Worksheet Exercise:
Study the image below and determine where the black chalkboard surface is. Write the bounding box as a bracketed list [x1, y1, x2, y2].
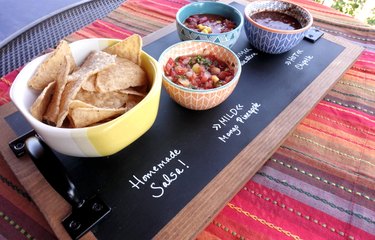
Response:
[5, 2, 347, 239]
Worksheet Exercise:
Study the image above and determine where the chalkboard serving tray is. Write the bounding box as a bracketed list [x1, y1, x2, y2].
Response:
[0, 0, 363, 239]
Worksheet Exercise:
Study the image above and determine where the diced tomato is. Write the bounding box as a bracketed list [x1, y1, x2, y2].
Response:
[163, 54, 234, 90]
[175, 65, 188, 75]
[224, 75, 233, 83]
[183, 14, 236, 34]
[210, 66, 221, 75]
[164, 58, 175, 75]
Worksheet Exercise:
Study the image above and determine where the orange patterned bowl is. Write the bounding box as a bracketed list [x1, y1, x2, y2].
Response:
[159, 40, 241, 110]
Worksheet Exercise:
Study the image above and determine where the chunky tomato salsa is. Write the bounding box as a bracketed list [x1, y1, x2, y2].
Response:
[183, 14, 236, 34]
[164, 55, 235, 90]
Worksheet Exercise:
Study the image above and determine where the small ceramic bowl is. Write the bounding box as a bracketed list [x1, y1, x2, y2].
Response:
[10, 38, 162, 157]
[244, 0, 313, 54]
[159, 40, 241, 110]
[176, 1, 244, 48]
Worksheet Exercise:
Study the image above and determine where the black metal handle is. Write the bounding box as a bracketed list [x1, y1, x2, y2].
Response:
[25, 136, 85, 208]
[10, 134, 111, 239]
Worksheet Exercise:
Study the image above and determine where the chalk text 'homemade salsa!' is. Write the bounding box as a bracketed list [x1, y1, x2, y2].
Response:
[164, 55, 235, 90]
[184, 14, 236, 34]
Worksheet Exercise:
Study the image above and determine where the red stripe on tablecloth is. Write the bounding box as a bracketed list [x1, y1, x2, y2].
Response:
[69, 19, 134, 41]
[306, 107, 375, 140]
[218, 180, 375, 240]
[0, 68, 21, 105]
[127, 0, 185, 19]
[91, 20, 134, 39]
[0, 193, 56, 240]
[317, 101, 375, 127]
[347, 51, 375, 77]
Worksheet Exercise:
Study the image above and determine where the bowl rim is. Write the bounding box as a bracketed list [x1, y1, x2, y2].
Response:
[159, 40, 242, 93]
[176, 1, 244, 37]
[10, 37, 161, 133]
[244, 0, 313, 34]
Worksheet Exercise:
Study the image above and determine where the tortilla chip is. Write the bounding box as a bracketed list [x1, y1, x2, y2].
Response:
[119, 86, 148, 97]
[104, 34, 142, 65]
[68, 105, 127, 128]
[28, 40, 75, 90]
[43, 56, 71, 125]
[69, 99, 96, 108]
[67, 51, 116, 82]
[30, 81, 55, 121]
[125, 95, 145, 109]
[81, 74, 97, 91]
[76, 89, 130, 109]
[56, 51, 116, 127]
[96, 57, 147, 92]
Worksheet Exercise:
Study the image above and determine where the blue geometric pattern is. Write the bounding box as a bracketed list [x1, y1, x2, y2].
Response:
[244, 0, 312, 54]
[175, 1, 244, 49]
[177, 23, 242, 49]
[244, 20, 305, 54]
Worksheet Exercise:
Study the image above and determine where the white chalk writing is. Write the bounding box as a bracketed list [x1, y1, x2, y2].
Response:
[285, 49, 314, 70]
[285, 49, 304, 66]
[128, 149, 189, 198]
[213, 102, 261, 143]
[212, 104, 244, 129]
[295, 56, 314, 70]
[237, 47, 258, 66]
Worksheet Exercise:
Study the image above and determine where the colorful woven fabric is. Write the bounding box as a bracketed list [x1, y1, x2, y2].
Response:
[197, 1, 375, 239]
[0, 0, 374, 239]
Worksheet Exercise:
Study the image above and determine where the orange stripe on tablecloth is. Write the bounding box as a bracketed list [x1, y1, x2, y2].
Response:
[66, 20, 134, 42]
[77, 20, 133, 40]
[299, 121, 375, 151]
[0, 77, 12, 86]
[128, 0, 186, 18]
[92, 20, 133, 39]
[336, 81, 375, 99]
[69, 28, 99, 40]
[64, 31, 88, 42]
[0, 68, 22, 105]
[293, 124, 375, 174]
[119, 3, 176, 23]
[344, 70, 375, 82]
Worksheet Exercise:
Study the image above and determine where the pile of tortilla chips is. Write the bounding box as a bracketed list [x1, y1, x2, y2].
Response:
[29, 34, 148, 128]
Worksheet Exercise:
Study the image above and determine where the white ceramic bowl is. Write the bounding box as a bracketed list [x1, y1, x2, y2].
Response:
[10, 38, 162, 157]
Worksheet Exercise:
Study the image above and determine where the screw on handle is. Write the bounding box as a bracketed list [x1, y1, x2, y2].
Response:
[25, 136, 84, 208]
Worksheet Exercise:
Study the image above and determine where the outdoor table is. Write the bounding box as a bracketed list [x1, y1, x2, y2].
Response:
[0, 0, 374, 239]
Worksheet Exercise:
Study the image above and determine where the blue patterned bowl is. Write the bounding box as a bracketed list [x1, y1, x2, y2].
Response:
[244, 0, 313, 54]
[176, 2, 244, 48]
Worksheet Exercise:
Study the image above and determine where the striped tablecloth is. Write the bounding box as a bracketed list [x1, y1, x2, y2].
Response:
[0, 0, 374, 239]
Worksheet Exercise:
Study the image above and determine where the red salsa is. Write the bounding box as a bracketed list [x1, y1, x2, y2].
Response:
[251, 11, 302, 30]
[184, 14, 236, 34]
[164, 55, 235, 90]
